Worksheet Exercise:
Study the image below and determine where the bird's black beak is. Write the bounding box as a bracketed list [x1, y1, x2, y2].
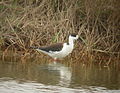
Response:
[77, 36, 86, 45]
[78, 37, 82, 42]
[78, 37, 81, 40]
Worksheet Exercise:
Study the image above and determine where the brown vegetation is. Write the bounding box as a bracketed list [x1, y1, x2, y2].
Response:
[0, 0, 120, 62]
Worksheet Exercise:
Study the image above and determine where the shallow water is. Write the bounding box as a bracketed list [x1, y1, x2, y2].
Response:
[0, 59, 120, 93]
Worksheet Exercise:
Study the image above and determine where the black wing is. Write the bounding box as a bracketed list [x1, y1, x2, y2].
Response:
[31, 43, 63, 52]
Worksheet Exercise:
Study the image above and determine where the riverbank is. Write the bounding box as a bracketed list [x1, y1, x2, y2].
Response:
[0, 0, 120, 63]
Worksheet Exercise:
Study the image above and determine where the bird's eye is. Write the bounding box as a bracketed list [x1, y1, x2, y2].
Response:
[70, 33, 77, 37]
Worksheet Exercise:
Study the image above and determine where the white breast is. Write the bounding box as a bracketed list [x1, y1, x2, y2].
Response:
[48, 43, 73, 59]
[61, 43, 73, 56]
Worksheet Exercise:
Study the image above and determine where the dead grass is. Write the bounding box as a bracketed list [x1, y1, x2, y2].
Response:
[0, 0, 120, 63]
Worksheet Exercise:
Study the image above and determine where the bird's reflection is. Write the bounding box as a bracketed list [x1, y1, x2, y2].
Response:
[47, 61, 72, 87]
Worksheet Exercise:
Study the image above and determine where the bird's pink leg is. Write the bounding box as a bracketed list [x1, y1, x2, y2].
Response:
[53, 58, 61, 62]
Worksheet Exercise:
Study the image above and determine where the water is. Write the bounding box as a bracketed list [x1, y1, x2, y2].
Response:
[0, 59, 120, 93]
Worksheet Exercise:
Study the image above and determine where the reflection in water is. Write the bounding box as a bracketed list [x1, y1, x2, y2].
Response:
[0, 59, 120, 93]
[1, 78, 120, 93]
[71, 63, 120, 90]
[47, 62, 72, 87]
[0, 61, 72, 87]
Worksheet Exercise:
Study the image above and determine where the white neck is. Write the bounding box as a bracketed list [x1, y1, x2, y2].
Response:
[69, 36, 74, 46]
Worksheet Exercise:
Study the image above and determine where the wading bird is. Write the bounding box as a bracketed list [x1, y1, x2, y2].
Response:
[30, 34, 79, 61]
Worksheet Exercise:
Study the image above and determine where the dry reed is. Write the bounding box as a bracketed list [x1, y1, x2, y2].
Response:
[0, 0, 120, 63]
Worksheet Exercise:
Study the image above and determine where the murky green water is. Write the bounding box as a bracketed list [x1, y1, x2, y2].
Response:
[0, 58, 120, 93]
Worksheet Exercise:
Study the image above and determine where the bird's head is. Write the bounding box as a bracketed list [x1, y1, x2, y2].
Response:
[69, 33, 79, 41]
